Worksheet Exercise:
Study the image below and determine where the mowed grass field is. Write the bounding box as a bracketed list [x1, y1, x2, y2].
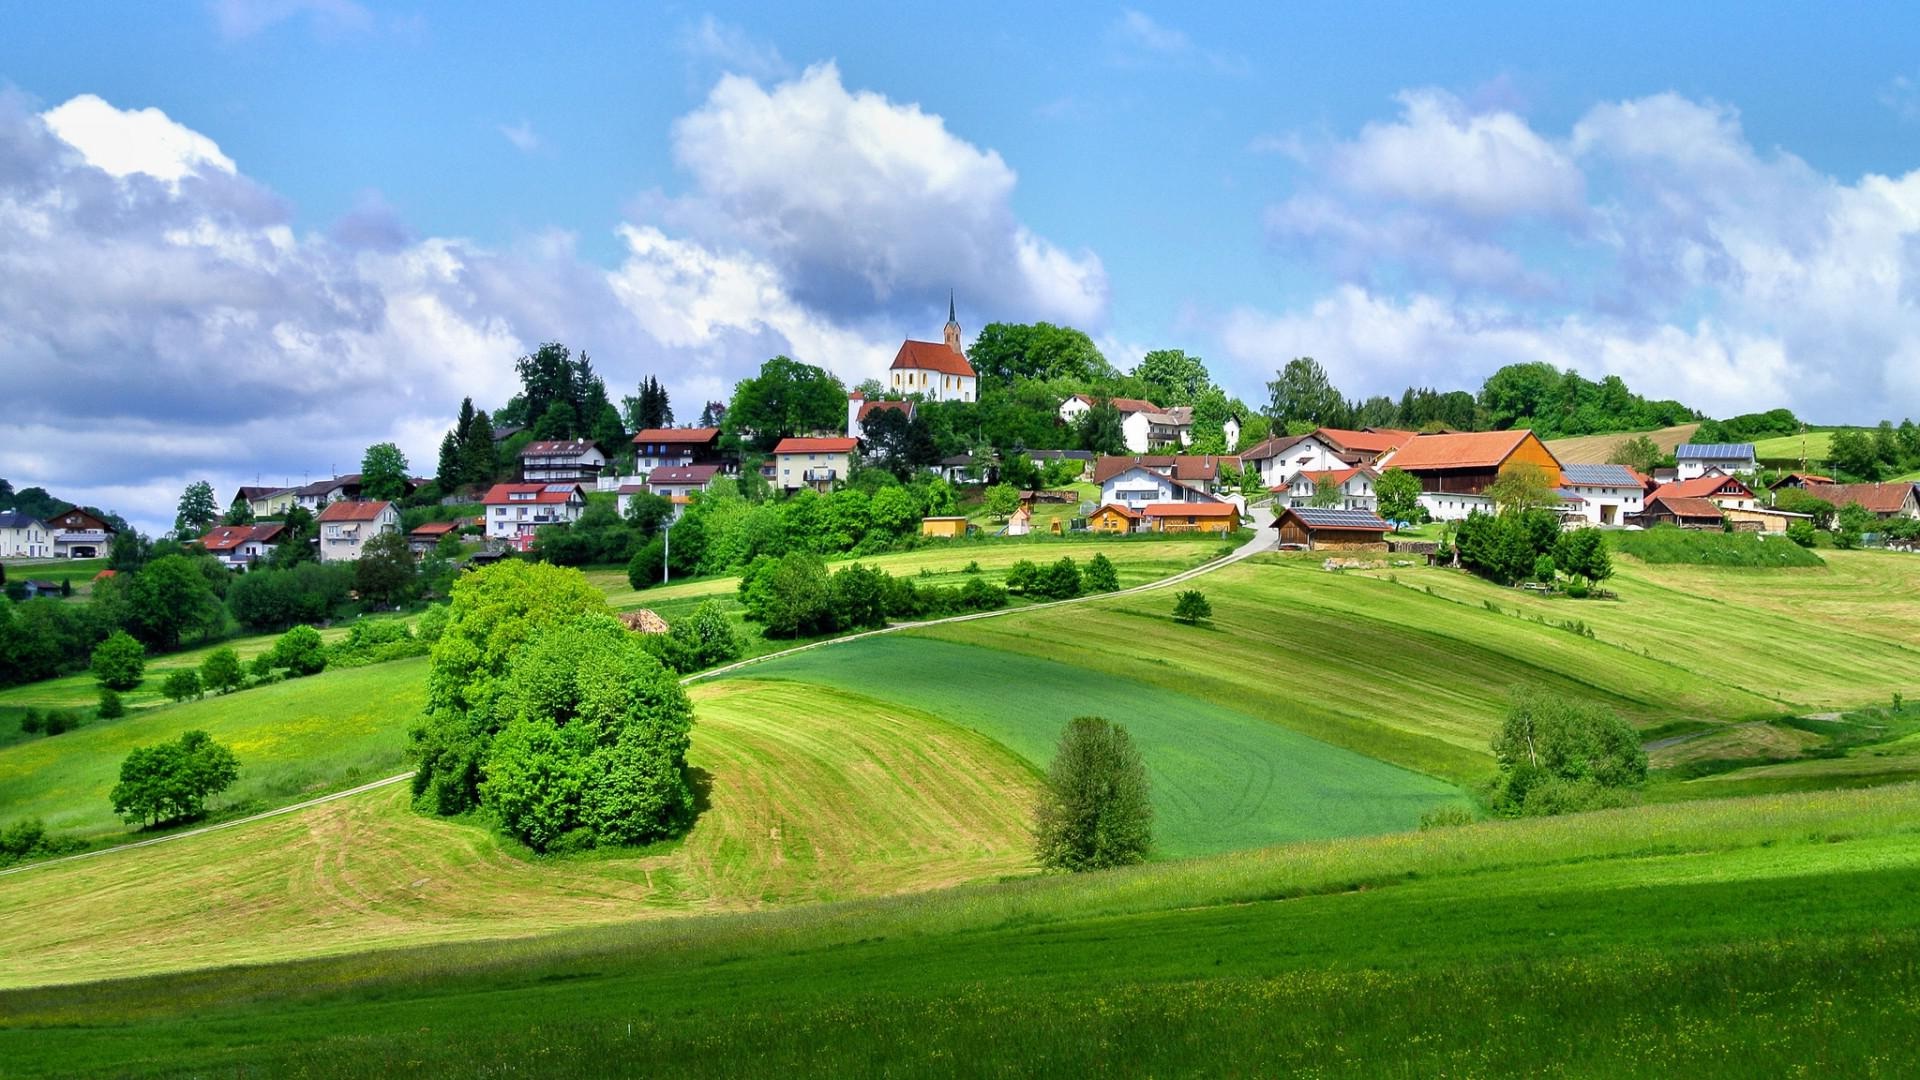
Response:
[0, 658, 427, 841]
[0, 678, 1037, 987]
[738, 637, 1464, 856]
[1545, 422, 1698, 464]
[9, 784, 1920, 1077]
[1752, 428, 1836, 465]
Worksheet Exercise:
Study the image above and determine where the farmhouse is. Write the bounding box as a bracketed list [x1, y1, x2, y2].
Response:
[481, 483, 588, 550]
[1635, 495, 1724, 529]
[0, 511, 50, 558]
[1272, 506, 1393, 550]
[1277, 467, 1378, 511]
[845, 394, 915, 441]
[1060, 395, 1190, 452]
[889, 300, 976, 403]
[1240, 428, 1404, 488]
[1651, 473, 1760, 512]
[316, 500, 400, 562]
[518, 439, 607, 483]
[196, 523, 287, 569]
[1559, 464, 1646, 526]
[1094, 459, 1224, 510]
[407, 520, 459, 555]
[1676, 443, 1758, 479]
[1379, 430, 1563, 522]
[245, 486, 299, 517]
[632, 427, 724, 472]
[772, 437, 857, 493]
[1799, 482, 1920, 520]
[1087, 503, 1141, 534]
[1141, 502, 1240, 533]
[46, 506, 117, 559]
[1316, 428, 1416, 464]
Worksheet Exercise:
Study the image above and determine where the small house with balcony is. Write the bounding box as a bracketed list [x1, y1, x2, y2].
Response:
[772, 437, 857, 493]
[0, 511, 50, 558]
[482, 483, 588, 551]
[1676, 443, 1758, 480]
[316, 501, 400, 563]
[1277, 467, 1378, 511]
[196, 523, 287, 569]
[518, 439, 608, 483]
[632, 427, 724, 472]
[46, 506, 116, 559]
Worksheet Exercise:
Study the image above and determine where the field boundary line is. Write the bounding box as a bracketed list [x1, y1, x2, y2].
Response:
[3, 517, 1272, 875]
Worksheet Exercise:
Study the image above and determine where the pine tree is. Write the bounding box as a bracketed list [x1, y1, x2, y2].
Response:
[462, 409, 498, 485]
[436, 431, 463, 491]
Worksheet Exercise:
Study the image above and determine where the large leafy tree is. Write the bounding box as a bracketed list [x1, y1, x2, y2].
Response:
[860, 407, 941, 479]
[1374, 467, 1423, 525]
[354, 531, 419, 608]
[116, 554, 224, 650]
[1033, 716, 1153, 871]
[1484, 462, 1559, 514]
[1265, 357, 1348, 429]
[1608, 434, 1664, 475]
[1488, 687, 1645, 816]
[1132, 349, 1213, 406]
[723, 356, 847, 453]
[1074, 399, 1128, 455]
[174, 481, 219, 539]
[360, 442, 410, 501]
[968, 323, 1110, 385]
[109, 729, 240, 827]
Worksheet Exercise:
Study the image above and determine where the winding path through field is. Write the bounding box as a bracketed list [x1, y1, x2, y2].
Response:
[1, 513, 1276, 878]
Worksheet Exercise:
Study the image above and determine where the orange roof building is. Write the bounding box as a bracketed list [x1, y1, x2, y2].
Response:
[888, 295, 977, 403]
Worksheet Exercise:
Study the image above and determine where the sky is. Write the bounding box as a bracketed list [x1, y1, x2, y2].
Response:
[7, 1, 1920, 534]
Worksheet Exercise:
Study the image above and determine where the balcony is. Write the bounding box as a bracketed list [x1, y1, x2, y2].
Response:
[54, 531, 111, 546]
[803, 468, 837, 483]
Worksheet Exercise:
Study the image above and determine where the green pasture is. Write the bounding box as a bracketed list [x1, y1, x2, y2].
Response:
[0, 658, 426, 841]
[738, 637, 1464, 856]
[8, 784, 1920, 1077]
[1752, 428, 1836, 465]
[0, 557, 108, 594]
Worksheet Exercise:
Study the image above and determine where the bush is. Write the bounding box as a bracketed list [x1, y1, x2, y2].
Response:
[1083, 553, 1120, 593]
[97, 688, 126, 719]
[1172, 590, 1212, 625]
[1004, 559, 1040, 595]
[958, 576, 1008, 611]
[1551, 528, 1613, 584]
[19, 709, 43, 734]
[1786, 520, 1819, 548]
[415, 604, 449, 644]
[626, 536, 666, 590]
[268, 625, 328, 677]
[1486, 686, 1646, 817]
[200, 647, 244, 694]
[1033, 557, 1083, 601]
[90, 631, 146, 690]
[1033, 716, 1153, 871]
[668, 600, 744, 671]
[41, 710, 79, 736]
[109, 729, 241, 828]
[328, 619, 425, 668]
[161, 669, 203, 703]
[0, 818, 75, 868]
[740, 551, 834, 638]
[829, 562, 890, 631]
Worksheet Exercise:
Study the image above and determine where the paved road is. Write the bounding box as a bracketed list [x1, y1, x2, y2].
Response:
[2, 517, 1277, 876]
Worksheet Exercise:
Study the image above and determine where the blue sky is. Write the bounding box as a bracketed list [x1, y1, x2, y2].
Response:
[6, 1, 1920, 530]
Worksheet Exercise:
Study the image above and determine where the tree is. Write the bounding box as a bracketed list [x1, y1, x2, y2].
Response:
[1083, 553, 1119, 592]
[162, 669, 203, 703]
[268, 625, 328, 677]
[861, 407, 941, 479]
[1552, 529, 1613, 585]
[91, 631, 145, 690]
[1478, 362, 1562, 429]
[200, 646, 244, 694]
[741, 551, 834, 637]
[968, 323, 1110, 385]
[222, 495, 255, 527]
[1454, 508, 1560, 586]
[1375, 467, 1423, 526]
[1608, 435, 1663, 475]
[724, 356, 848, 453]
[120, 555, 224, 650]
[97, 688, 125, 719]
[1307, 476, 1342, 508]
[1487, 687, 1645, 816]
[359, 443, 410, 501]
[108, 529, 150, 573]
[1033, 716, 1152, 871]
[829, 562, 889, 630]
[1836, 502, 1876, 549]
[1265, 357, 1347, 429]
[982, 484, 1019, 520]
[174, 481, 219, 539]
[697, 401, 728, 428]
[623, 375, 674, 432]
[478, 615, 694, 852]
[1828, 429, 1881, 481]
[1172, 590, 1212, 625]
[1074, 399, 1128, 455]
[670, 599, 743, 670]
[355, 531, 419, 609]
[1132, 349, 1212, 406]
[1484, 463, 1558, 514]
[462, 409, 499, 485]
[109, 730, 240, 827]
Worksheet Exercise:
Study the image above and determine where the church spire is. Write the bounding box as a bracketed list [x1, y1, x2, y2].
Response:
[943, 290, 963, 354]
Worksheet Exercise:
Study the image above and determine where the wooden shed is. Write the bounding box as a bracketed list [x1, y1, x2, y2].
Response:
[920, 516, 969, 539]
[1272, 506, 1392, 551]
[1087, 503, 1140, 534]
[1632, 495, 1724, 530]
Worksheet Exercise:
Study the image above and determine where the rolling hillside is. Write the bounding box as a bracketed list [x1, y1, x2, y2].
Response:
[1545, 422, 1699, 464]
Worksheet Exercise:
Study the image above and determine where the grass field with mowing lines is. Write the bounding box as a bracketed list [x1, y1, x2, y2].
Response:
[0, 658, 427, 841]
[1545, 423, 1698, 464]
[739, 637, 1464, 856]
[0, 678, 1037, 987]
[1753, 428, 1837, 465]
[7, 784, 1920, 1076]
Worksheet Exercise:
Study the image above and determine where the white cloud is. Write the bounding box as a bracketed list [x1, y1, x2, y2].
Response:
[1328, 89, 1584, 219]
[676, 15, 790, 81]
[497, 119, 540, 153]
[1106, 9, 1247, 75]
[1114, 9, 1190, 54]
[207, 0, 373, 40]
[41, 94, 236, 182]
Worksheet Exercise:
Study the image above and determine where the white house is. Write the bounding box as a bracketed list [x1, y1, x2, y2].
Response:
[0, 511, 49, 558]
[641, 464, 721, 521]
[45, 506, 116, 559]
[197, 523, 287, 570]
[518, 439, 608, 482]
[293, 475, 361, 511]
[888, 299, 976, 403]
[1278, 468, 1378, 512]
[1559, 464, 1646, 526]
[772, 437, 857, 493]
[1676, 443, 1758, 480]
[1651, 472, 1760, 512]
[846, 395, 915, 441]
[316, 501, 400, 563]
[632, 427, 723, 472]
[1097, 465, 1222, 510]
[1222, 414, 1242, 451]
[481, 483, 588, 551]
[1239, 433, 1354, 489]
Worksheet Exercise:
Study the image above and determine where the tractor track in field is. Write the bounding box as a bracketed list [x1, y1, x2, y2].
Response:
[2, 513, 1275, 878]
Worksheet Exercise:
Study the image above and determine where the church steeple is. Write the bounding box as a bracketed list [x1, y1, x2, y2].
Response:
[943, 290, 963, 354]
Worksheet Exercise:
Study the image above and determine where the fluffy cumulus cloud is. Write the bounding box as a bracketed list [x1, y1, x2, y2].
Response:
[0, 72, 1102, 534]
[1235, 87, 1920, 423]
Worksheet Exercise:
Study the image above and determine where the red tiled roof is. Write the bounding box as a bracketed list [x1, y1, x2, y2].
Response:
[480, 484, 583, 506]
[857, 399, 915, 422]
[1297, 467, 1374, 487]
[1092, 503, 1141, 519]
[1646, 495, 1723, 519]
[1092, 454, 1237, 485]
[316, 500, 393, 522]
[1801, 482, 1915, 513]
[1316, 428, 1415, 455]
[773, 437, 858, 454]
[1385, 430, 1543, 471]
[1652, 474, 1755, 501]
[632, 427, 720, 444]
[409, 521, 458, 536]
[196, 523, 287, 551]
[890, 340, 975, 377]
[1140, 502, 1239, 518]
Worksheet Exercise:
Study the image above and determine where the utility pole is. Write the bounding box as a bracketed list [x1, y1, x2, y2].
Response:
[663, 522, 671, 586]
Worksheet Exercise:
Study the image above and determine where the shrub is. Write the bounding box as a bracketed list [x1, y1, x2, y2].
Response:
[1551, 528, 1613, 584]
[669, 599, 744, 671]
[415, 604, 449, 644]
[1004, 559, 1040, 595]
[829, 562, 890, 631]
[41, 710, 78, 736]
[199, 647, 244, 694]
[626, 537, 666, 590]
[1033, 716, 1153, 872]
[958, 576, 1008, 611]
[109, 729, 240, 828]
[1418, 804, 1476, 830]
[97, 688, 126, 719]
[161, 669, 203, 703]
[0, 818, 73, 867]
[741, 551, 834, 638]
[1082, 553, 1120, 593]
[1172, 590, 1212, 625]
[1486, 686, 1646, 817]
[328, 619, 424, 668]
[90, 631, 146, 691]
[1786, 520, 1819, 548]
[1034, 557, 1083, 600]
[268, 625, 328, 677]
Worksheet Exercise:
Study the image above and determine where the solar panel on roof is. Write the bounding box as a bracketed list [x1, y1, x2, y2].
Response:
[1675, 443, 1754, 458]
[1561, 463, 1639, 486]
[1285, 507, 1390, 529]
[544, 484, 575, 493]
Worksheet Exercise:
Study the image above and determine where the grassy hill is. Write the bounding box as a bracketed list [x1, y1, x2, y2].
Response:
[6, 782, 1920, 1077]
[1545, 422, 1699, 465]
[1753, 429, 1836, 467]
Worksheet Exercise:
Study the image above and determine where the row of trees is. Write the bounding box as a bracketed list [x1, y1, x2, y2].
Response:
[736, 552, 1009, 638]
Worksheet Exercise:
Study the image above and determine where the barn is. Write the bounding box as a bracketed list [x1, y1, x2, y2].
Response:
[1272, 506, 1393, 550]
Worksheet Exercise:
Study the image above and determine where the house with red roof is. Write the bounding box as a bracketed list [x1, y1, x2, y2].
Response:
[632, 427, 724, 472]
[1378, 430, 1564, 521]
[1798, 482, 1920, 520]
[407, 520, 460, 556]
[772, 437, 858, 493]
[196, 523, 288, 570]
[316, 500, 400, 563]
[888, 297, 976, 403]
[845, 394, 916, 441]
[481, 483, 587, 551]
[1634, 495, 1726, 530]
[1093, 456, 1230, 509]
[1140, 501, 1241, 534]
[1650, 473, 1760, 513]
[1275, 467, 1379, 512]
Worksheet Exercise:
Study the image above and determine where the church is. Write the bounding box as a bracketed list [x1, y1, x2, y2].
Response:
[887, 295, 977, 403]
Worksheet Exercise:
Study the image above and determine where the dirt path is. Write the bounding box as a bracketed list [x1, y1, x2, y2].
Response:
[4, 518, 1277, 878]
